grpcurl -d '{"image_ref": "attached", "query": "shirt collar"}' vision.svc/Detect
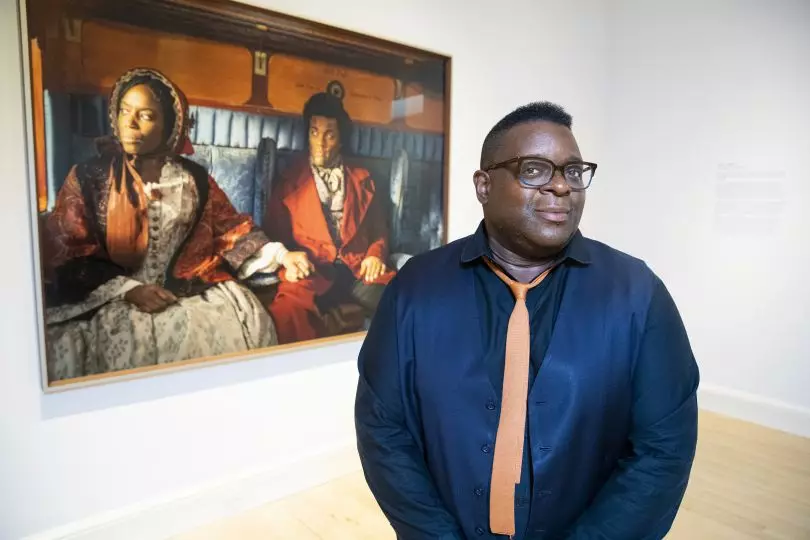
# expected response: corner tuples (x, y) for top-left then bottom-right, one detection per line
(460, 220), (591, 265)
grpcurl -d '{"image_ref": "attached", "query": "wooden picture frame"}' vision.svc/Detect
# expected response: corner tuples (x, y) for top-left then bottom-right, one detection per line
(18, 0), (451, 391)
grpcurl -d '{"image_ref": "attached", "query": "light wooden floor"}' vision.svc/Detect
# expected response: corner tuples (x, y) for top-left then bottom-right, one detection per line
(174, 411), (810, 539)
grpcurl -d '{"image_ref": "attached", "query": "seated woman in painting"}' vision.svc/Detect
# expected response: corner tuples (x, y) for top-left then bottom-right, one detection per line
(43, 67), (311, 381)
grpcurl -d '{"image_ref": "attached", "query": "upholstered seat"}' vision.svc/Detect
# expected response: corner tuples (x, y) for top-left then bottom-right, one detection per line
(42, 94), (444, 256)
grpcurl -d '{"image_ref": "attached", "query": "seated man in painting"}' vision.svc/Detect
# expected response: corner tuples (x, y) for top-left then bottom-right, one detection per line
(263, 92), (395, 344)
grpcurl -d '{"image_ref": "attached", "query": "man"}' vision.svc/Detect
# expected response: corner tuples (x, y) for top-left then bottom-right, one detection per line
(264, 92), (395, 344)
(355, 102), (699, 539)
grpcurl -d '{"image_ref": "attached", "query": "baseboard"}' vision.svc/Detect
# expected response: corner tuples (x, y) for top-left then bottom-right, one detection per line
(23, 441), (362, 540)
(699, 383), (810, 438)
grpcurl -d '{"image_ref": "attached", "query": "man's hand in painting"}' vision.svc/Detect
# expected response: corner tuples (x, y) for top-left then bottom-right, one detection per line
(359, 255), (386, 283)
(282, 251), (314, 282)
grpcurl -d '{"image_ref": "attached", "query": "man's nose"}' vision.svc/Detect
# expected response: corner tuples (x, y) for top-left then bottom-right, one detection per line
(543, 169), (572, 195)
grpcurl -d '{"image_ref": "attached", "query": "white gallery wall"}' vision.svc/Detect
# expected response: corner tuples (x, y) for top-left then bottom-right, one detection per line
(588, 0), (810, 434)
(0, 0), (807, 538)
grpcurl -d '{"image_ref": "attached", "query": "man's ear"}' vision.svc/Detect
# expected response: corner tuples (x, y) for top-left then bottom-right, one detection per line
(473, 170), (492, 205)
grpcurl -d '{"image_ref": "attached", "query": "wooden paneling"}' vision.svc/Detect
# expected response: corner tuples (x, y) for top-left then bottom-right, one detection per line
(61, 19), (84, 91)
(267, 54), (395, 124)
(64, 20), (252, 105)
(63, 0), (447, 95)
(30, 38), (48, 212)
(402, 83), (444, 133)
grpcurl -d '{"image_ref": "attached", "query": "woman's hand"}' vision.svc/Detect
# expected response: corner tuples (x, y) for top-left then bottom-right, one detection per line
(125, 284), (178, 313)
(359, 256), (387, 283)
(282, 251), (314, 283)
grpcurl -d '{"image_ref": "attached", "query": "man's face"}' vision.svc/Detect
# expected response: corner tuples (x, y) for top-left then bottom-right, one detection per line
(309, 115), (341, 167)
(117, 85), (166, 156)
(475, 120), (586, 258)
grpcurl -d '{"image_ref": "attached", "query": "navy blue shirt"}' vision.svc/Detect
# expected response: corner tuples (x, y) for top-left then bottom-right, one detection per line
(355, 222), (699, 540)
(467, 225), (589, 396)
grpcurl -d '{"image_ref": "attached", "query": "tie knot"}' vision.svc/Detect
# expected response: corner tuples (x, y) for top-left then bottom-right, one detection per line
(483, 257), (553, 300)
(510, 283), (529, 300)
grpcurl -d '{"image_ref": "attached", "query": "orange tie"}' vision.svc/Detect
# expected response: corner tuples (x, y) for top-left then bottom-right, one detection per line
(484, 257), (552, 536)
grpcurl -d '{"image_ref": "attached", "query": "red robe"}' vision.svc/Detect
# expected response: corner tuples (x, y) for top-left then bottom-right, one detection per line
(263, 157), (395, 343)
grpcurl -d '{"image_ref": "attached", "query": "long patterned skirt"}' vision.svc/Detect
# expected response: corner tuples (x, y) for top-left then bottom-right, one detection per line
(45, 280), (277, 381)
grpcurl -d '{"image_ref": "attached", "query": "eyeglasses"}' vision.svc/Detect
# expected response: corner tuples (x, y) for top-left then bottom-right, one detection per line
(483, 155), (598, 191)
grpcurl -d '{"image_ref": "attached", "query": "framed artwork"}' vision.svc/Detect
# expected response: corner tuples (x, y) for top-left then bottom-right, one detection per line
(19, 0), (450, 390)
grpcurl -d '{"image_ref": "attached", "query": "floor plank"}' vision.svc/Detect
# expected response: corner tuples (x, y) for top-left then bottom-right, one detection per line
(174, 411), (810, 539)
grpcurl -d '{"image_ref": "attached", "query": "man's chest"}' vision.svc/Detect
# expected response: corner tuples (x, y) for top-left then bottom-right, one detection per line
(408, 272), (637, 432)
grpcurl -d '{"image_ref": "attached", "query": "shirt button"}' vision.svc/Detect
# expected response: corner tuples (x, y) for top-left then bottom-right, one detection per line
(486, 401), (496, 410)
(481, 444), (491, 454)
(475, 526), (485, 536)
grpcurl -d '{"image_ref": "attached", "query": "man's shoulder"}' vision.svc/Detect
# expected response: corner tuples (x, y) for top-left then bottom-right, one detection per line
(577, 234), (661, 298)
(393, 233), (654, 277)
(580, 235), (650, 272)
(274, 157), (311, 197)
(343, 161), (375, 190)
(344, 160), (371, 177)
(389, 236), (470, 291)
(388, 232), (658, 289)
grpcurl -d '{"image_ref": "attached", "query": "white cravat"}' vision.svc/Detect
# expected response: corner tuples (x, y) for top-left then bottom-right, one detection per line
(311, 162), (345, 245)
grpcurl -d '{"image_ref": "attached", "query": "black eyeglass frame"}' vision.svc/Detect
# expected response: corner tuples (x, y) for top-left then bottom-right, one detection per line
(482, 155), (598, 191)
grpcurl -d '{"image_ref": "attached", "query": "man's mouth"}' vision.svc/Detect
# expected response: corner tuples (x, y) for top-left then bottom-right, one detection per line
(534, 207), (570, 223)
